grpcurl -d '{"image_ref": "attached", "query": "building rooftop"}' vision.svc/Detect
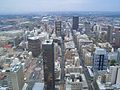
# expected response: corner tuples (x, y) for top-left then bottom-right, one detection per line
(28, 36), (39, 40)
(0, 86), (8, 90)
(11, 64), (21, 72)
(64, 41), (75, 49)
(66, 73), (82, 83)
(66, 73), (88, 90)
(95, 47), (107, 55)
(43, 39), (53, 45)
(118, 48), (120, 51)
(32, 83), (44, 90)
(96, 80), (106, 90)
(79, 39), (93, 43)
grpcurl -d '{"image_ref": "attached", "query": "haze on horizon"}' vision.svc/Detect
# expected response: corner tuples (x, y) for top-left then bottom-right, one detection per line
(0, 0), (120, 14)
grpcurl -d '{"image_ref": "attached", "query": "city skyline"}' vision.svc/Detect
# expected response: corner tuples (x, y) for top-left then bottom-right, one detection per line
(0, 0), (120, 14)
(0, 7), (120, 90)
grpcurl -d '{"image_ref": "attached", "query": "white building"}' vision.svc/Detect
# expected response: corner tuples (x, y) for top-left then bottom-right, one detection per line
(66, 73), (88, 90)
(93, 48), (108, 71)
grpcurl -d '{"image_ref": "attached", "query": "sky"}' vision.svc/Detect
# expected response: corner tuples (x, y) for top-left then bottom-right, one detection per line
(0, 0), (120, 14)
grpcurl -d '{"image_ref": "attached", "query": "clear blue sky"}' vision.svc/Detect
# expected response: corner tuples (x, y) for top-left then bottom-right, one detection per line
(0, 0), (120, 14)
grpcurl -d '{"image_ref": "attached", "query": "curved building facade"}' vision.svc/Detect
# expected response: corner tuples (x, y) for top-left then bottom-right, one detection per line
(28, 37), (41, 57)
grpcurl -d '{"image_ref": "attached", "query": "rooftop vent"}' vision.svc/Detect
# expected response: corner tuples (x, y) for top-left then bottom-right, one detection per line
(46, 41), (50, 43)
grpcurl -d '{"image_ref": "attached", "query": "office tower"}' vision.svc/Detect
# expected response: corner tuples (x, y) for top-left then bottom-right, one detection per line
(44, 23), (48, 32)
(42, 40), (55, 90)
(72, 16), (79, 30)
(93, 48), (108, 71)
(116, 67), (120, 84)
(110, 66), (120, 84)
(113, 27), (120, 48)
(110, 66), (118, 84)
(7, 64), (24, 90)
(93, 24), (101, 39)
(117, 48), (120, 64)
(107, 25), (113, 43)
(55, 21), (61, 36)
(84, 22), (91, 35)
(28, 37), (41, 57)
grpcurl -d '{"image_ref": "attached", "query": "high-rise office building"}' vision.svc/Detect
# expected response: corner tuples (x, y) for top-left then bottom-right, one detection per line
(116, 67), (120, 84)
(113, 27), (120, 48)
(110, 66), (120, 84)
(84, 22), (91, 35)
(107, 25), (113, 43)
(55, 21), (61, 36)
(110, 66), (118, 84)
(72, 16), (79, 30)
(93, 48), (108, 71)
(28, 37), (41, 57)
(6, 64), (24, 90)
(117, 48), (120, 64)
(42, 40), (55, 90)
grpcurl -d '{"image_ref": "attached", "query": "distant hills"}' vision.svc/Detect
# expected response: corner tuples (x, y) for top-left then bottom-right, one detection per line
(0, 11), (120, 17)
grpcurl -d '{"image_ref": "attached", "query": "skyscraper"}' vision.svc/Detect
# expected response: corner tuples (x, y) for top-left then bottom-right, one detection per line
(72, 16), (79, 30)
(110, 66), (120, 84)
(55, 21), (61, 36)
(117, 48), (120, 64)
(116, 67), (120, 84)
(93, 48), (108, 71)
(107, 25), (113, 43)
(113, 27), (120, 48)
(28, 37), (41, 57)
(6, 64), (24, 90)
(42, 40), (55, 90)
(84, 22), (91, 35)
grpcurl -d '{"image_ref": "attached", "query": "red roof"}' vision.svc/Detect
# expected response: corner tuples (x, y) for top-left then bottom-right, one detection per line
(3, 44), (12, 48)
